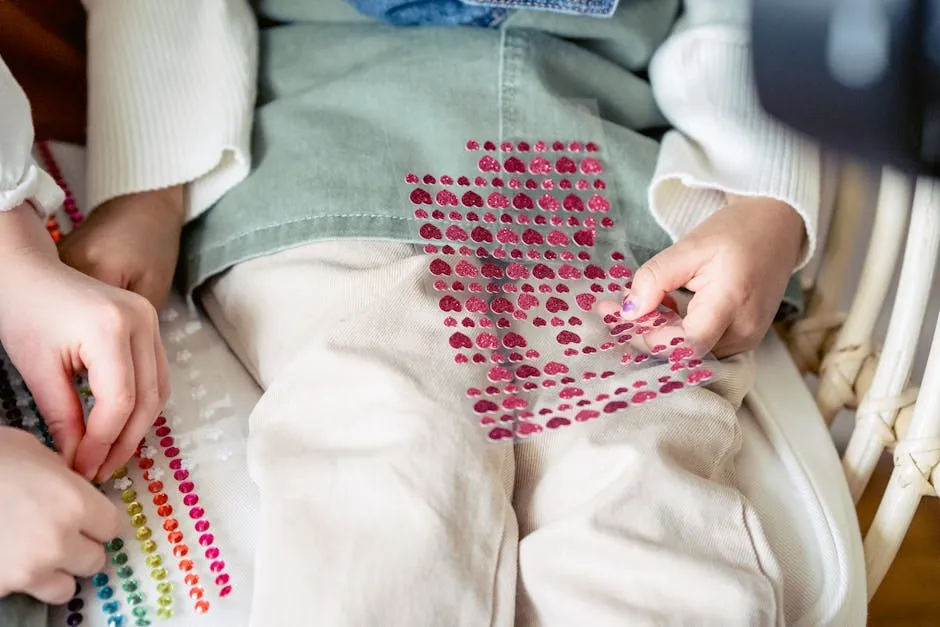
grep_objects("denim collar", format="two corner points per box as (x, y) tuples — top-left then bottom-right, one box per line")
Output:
(344, 0), (618, 27)
(466, 0), (618, 18)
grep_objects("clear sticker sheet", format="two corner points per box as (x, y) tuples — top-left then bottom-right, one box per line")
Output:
(409, 139), (717, 442)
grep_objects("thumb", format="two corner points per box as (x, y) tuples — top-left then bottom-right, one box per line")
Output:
(20, 363), (86, 466)
(623, 243), (702, 320)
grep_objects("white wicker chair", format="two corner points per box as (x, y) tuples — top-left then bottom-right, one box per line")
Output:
(783, 160), (940, 601)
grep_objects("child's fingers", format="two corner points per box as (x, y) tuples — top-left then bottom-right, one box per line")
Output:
(73, 330), (137, 481)
(71, 478), (122, 543)
(96, 327), (163, 483)
(600, 301), (688, 356)
(155, 330), (171, 411)
(22, 365), (85, 467)
(681, 289), (737, 356)
(636, 310), (687, 354)
(596, 300), (621, 320)
(25, 571), (77, 605)
(624, 243), (702, 320)
(61, 532), (108, 578)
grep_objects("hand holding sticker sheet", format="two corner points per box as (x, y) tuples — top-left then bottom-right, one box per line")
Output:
(410, 139), (716, 441)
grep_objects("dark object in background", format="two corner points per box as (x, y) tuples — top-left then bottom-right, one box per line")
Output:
(0, 0), (87, 144)
(752, 0), (940, 176)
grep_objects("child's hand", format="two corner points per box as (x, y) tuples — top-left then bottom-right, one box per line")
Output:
(59, 186), (185, 310)
(0, 426), (121, 604)
(0, 205), (170, 482)
(620, 196), (806, 358)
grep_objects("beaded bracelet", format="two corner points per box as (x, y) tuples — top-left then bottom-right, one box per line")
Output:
(35, 141), (83, 241)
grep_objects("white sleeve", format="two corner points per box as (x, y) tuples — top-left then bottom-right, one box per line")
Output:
(0, 57), (64, 218)
(648, 0), (820, 268)
(82, 0), (258, 222)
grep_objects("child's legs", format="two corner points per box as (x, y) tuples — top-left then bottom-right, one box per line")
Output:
(202, 242), (517, 627)
(511, 305), (784, 626)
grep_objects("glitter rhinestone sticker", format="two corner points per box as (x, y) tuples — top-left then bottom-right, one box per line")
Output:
(413, 141), (715, 441)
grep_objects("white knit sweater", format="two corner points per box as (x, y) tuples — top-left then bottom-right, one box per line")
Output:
(0, 0), (820, 267)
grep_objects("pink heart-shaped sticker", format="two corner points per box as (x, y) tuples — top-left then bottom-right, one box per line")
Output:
(529, 156), (553, 175)
(438, 295), (462, 312)
(496, 228), (519, 245)
(575, 410), (600, 422)
(513, 193), (534, 210)
(517, 293), (539, 310)
(580, 157), (603, 175)
(504, 156), (526, 173)
(587, 194), (610, 213)
(479, 155), (501, 173)
(516, 422), (542, 437)
(506, 263), (529, 280)
(547, 230), (570, 247)
(563, 194), (584, 212)
(445, 224), (468, 242)
(487, 427), (514, 441)
(575, 293), (596, 311)
(476, 333), (500, 349)
(556, 156), (577, 174)
(455, 260), (477, 277)
(487, 192), (509, 209)
(410, 188), (433, 205)
(538, 194), (560, 211)
(449, 332), (473, 349)
(573, 230), (595, 247)
(465, 296), (487, 313)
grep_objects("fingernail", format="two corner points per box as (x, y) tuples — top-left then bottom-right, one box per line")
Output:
(622, 297), (636, 314)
